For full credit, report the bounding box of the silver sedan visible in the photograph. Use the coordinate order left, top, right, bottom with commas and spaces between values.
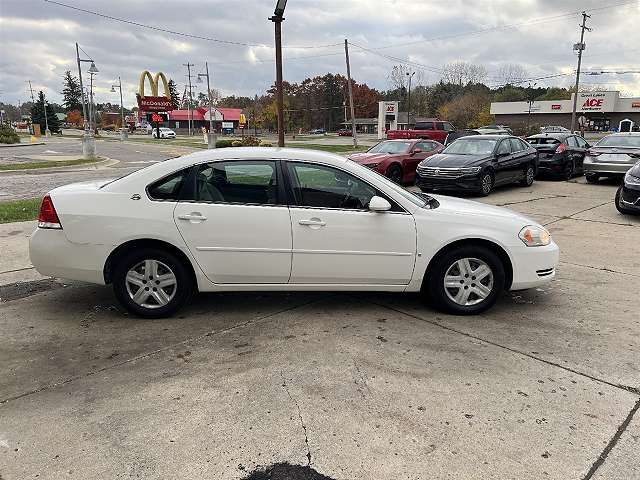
583, 132, 640, 183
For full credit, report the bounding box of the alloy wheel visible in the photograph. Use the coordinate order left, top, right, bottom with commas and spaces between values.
125, 259, 177, 309
443, 257, 494, 306
526, 166, 535, 185
481, 174, 493, 195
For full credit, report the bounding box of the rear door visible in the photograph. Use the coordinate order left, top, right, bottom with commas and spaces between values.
285, 161, 416, 285
173, 160, 292, 284
573, 136, 589, 170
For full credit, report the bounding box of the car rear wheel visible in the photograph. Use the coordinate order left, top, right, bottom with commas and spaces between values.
585, 173, 599, 184
479, 171, 494, 196
113, 248, 193, 318
563, 161, 575, 181
519, 164, 535, 186
424, 246, 505, 315
386, 164, 403, 184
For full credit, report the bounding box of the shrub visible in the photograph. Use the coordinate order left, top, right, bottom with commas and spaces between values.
231, 140, 243, 147
215, 139, 234, 148
241, 136, 261, 146
259, 141, 273, 147
0, 124, 20, 144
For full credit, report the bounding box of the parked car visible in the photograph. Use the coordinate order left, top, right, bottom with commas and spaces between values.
310, 128, 326, 135
347, 139, 444, 184
415, 135, 538, 196
480, 124, 513, 134
615, 160, 640, 215
30, 147, 558, 318
540, 125, 571, 134
583, 133, 640, 183
152, 127, 176, 139
444, 129, 481, 146
337, 129, 353, 136
387, 119, 455, 143
526, 133, 590, 180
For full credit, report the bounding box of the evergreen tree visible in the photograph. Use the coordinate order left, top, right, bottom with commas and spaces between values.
62, 70, 82, 112
168, 79, 180, 109
31, 91, 61, 134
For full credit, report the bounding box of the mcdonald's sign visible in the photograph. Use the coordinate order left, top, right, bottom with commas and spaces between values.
136, 71, 174, 112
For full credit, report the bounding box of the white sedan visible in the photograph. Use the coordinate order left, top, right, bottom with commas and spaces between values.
151, 127, 176, 139
30, 148, 559, 318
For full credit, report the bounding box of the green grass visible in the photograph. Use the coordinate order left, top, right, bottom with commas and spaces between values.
0, 158, 99, 171
287, 143, 367, 153
0, 198, 41, 224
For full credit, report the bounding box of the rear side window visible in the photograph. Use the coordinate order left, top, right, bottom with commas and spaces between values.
509, 138, 523, 152
415, 122, 434, 130
147, 168, 191, 201
194, 161, 279, 205
576, 137, 588, 148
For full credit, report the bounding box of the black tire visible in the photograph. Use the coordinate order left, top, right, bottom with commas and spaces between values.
478, 171, 494, 196
615, 186, 635, 215
585, 173, 599, 184
423, 245, 505, 315
386, 164, 403, 184
563, 161, 575, 181
419, 187, 432, 193
519, 164, 535, 186
112, 248, 193, 318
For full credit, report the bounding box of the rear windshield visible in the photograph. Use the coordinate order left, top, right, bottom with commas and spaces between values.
368, 141, 411, 154
443, 138, 498, 155
528, 138, 561, 145
596, 136, 640, 148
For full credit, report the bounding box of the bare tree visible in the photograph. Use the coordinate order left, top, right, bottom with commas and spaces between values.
388, 65, 411, 91
496, 64, 528, 85
441, 62, 488, 85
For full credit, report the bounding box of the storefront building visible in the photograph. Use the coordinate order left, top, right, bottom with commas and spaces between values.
490, 91, 640, 132
167, 107, 243, 134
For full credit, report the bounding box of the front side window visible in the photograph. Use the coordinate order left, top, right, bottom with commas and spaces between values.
194, 161, 278, 205
442, 122, 455, 131
497, 140, 511, 155
576, 136, 588, 148
147, 168, 190, 201
416, 141, 437, 152
567, 136, 578, 147
287, 162, 379, 210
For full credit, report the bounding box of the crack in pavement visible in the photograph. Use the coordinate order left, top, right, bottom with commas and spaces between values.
366, 299, 640, 397
542, 200, 614, 227
581, 398, 640, 480
0, 296, 329, 405
560, 261, 640, 278
494, 194, 568, 207
280, 371, 313, 466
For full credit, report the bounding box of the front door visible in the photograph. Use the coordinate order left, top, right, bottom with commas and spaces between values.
494, 139, 516, 184
285, 162, 416, 285
174, 160, 292, 284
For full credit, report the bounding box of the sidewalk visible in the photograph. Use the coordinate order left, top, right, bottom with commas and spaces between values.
0, 220, 45, 286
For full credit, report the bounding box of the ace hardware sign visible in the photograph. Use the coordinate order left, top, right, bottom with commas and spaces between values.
577, 91, 617, 112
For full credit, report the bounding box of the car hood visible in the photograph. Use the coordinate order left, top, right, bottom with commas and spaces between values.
348, 152, 401, 164
428, 193, 538, 227
421, 153, 490, 167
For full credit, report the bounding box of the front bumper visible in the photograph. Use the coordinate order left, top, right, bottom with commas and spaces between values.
620, 183, 640, 211
415, 173, 482, 192
583, 158, 634, 175
509, 241, 560, 290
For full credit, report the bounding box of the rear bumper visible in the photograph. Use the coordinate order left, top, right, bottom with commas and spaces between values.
583, 159, 633, 175
509, 241, 560, 290
29, 228, 109, 284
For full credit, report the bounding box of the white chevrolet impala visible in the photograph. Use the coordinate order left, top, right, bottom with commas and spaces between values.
30, 148, 559, 318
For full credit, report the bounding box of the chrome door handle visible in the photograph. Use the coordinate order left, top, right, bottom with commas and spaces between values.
178, 213, 207, 221
299, 219, 326, 226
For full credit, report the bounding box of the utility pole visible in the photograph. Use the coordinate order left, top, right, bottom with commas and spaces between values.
75, 43, 88, 134
406, 71, 415, 127
344, 39, 358, 148
570, 11, 591, 133
183, 62, 195, 136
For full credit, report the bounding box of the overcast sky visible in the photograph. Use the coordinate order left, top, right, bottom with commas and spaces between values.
1, 0, 639, 109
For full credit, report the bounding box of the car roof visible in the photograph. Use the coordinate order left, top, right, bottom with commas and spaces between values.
527, 133, 570, 140
458, 134, 511, 140
605, 132, 640, 136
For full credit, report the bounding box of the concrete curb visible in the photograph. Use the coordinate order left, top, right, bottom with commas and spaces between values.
0, 157, 120, 175
0, 142, 46, 147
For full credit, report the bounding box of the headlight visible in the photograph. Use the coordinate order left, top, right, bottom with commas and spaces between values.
365, 163, 380, 168
624, 171, 640, 186
460, 167, 481, 175
519, 225, 551, 247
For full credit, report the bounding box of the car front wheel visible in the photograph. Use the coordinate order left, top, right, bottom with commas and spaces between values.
113, 248, 193, 318
424, 245, 505, 315
519, 164, 535, 186
479, 171, 494, 196
386, 164, 403, 184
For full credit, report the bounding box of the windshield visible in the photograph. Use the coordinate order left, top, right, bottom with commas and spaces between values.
527, 137, 561, 145
368, 141, 412, 154
443, 138, 498, 155
596, 135, 640, 148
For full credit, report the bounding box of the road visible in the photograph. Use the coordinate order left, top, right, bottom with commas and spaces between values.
0, 175, 638, 479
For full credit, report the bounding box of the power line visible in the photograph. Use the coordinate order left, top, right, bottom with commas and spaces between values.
42, 0, 342, 49
348, 42, 444, 74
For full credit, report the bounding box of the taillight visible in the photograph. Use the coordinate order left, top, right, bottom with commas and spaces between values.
555, 143, 566, 154
38, 195, 62, 229
587, 149, 601, 157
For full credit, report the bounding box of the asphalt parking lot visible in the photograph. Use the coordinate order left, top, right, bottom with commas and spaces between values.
1, 176, 638, 479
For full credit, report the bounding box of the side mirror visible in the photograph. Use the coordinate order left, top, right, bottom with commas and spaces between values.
411, 148, 422, 155
369, 196, 392, 212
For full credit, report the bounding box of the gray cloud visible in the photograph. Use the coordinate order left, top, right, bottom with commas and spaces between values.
1, 0, 638, 108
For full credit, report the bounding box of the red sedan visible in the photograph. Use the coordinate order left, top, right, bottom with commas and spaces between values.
348, 139, 444, 184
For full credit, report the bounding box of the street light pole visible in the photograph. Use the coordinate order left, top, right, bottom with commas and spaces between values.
111, 76, 127, 140
75, 43, 98, 158
43, 97, 50, 136
183, 63, 195, 136
270, 0, 287, 147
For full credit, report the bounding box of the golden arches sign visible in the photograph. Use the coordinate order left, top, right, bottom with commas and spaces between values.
138, 71, 170, 98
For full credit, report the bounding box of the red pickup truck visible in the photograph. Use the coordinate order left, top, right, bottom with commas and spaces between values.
387, 119, 456, 144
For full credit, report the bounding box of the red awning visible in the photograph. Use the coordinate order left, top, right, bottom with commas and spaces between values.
168, 109, 205, 121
